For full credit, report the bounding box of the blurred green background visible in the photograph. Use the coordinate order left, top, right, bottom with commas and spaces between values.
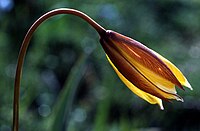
0, 0, 200, 131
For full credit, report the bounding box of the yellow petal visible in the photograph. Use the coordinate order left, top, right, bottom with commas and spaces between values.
106, 30, 183, 89
101, 40, 182, 101
119, 48, 177, 94
106, 55, 164, 110
130, 59, 176, 94
151, 49, 193, 90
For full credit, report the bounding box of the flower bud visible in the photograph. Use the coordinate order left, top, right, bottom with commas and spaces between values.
100, 30, 192, 109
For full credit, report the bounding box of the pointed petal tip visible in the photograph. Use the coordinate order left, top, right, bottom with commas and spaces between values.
176, 97, 184, 102
157, 100, 164, 110
159, 104, 164, 110
184, 80, 193, 90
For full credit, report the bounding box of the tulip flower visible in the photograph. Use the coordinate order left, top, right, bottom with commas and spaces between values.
13, 8, 192, 131
100, 30, 192, 109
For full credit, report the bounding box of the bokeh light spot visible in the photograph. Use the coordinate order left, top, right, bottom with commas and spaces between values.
38, 104, 51, 117
0, 0, 13, 11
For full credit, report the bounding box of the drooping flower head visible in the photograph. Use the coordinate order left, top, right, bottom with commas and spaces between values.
100, 30, 192, 109
13, 8, 193, 131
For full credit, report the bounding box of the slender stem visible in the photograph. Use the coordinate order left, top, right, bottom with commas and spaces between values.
13, 8, 106, 131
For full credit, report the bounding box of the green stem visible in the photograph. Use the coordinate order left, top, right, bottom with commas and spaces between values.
13, 8, 106, 131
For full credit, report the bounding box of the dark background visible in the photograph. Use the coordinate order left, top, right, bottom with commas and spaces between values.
0, 0, 200, 130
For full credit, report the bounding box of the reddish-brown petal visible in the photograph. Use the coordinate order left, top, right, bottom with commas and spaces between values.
100, 38, 183, 101
106, 55, 164, 110
102, 30, 183, 90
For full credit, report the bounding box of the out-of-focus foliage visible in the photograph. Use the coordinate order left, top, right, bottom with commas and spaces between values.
1, 0, 200, 130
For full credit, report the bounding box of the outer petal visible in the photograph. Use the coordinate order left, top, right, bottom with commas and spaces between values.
151, 50, 193, 90
118, 48, 177, 94
107, 55, 164, 110
100, 38, 183, 101
105, 30, 183, 90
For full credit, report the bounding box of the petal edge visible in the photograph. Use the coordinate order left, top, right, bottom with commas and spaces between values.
106, 55, 164, 109
151, 49, 193, 90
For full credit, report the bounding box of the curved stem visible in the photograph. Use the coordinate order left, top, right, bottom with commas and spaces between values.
13, 8, 106, 131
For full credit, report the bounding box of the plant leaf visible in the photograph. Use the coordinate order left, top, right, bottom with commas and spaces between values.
49, 53, 89, 131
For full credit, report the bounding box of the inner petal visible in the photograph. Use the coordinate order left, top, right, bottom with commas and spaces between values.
107, 55, 164, 110
119, 48, 177, 94
151, 49, 193, 90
